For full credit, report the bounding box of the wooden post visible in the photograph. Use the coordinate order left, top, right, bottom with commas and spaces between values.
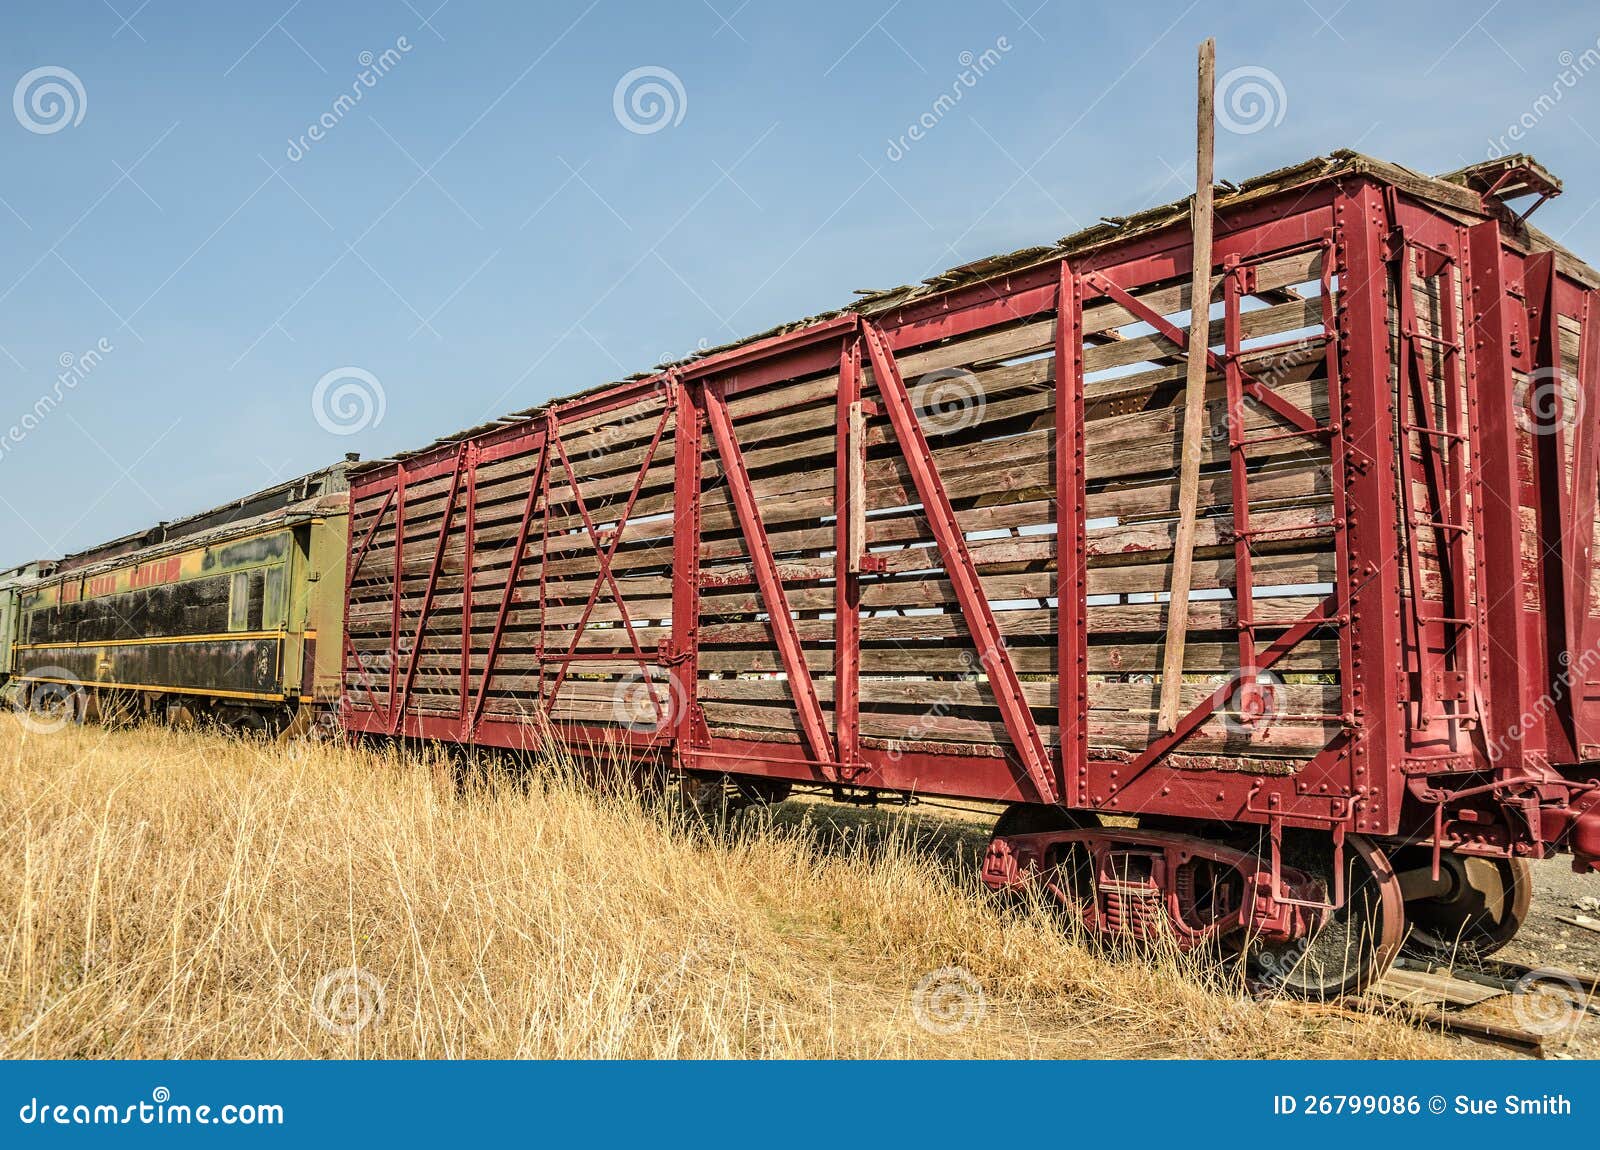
1156, 37, 1216, 733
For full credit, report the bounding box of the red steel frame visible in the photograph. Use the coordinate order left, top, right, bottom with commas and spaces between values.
340, 170, 1600, 870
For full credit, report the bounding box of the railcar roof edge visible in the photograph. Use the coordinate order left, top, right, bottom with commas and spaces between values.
49, 462, 352, 580
351, 149, 1597, 479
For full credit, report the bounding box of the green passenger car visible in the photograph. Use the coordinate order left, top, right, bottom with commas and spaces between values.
10, 465, 351, 734
0, 560, 56, 704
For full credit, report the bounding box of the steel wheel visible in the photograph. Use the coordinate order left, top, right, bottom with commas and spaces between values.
1395, 850, 1532, 961
992, 802, 1102, 838
226, 708, 273, 740
676, 771, 788, 822
990, 803, 1103, 912
1249, 834, 1405, 1000
27, 680, 83, 726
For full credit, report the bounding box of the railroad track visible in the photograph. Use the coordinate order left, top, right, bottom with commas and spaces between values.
1349, 958, 1600, 1056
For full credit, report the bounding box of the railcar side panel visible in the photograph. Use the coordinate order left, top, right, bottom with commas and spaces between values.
17, 530, 296, 700
341, 161, 1600, 871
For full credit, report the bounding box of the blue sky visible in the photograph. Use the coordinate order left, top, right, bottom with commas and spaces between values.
2, 0, 1599, 566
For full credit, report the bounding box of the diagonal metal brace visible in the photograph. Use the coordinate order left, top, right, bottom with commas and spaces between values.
468, 433, 549, 735
1123, 596, 1340, 780
1085, 271, 1321, 436
703, 382, 837, 776
391, 444, 468, 733
860, 319, 1058, 804
542, 403, 673, 720
348, 487, 395, 582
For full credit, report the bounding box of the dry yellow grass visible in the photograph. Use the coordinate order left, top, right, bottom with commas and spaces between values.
0, 715, 1455, 1059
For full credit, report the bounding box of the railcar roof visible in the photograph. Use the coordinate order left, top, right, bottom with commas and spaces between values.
51, 463, 352, 579
0, 560, 55, 591
350, 149, 1597, 477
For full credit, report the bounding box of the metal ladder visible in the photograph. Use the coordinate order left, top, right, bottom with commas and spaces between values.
1392, 233, 1481, 731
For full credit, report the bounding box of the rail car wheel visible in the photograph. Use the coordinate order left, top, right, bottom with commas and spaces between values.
1248, 834, 1404, 1000
26, 680, 83, 728
989, 803, 1103, 910
223, 707, 273, 740
992, 802, 1102, 838
677, 771, 792, 822
1392, 849, 1532, 962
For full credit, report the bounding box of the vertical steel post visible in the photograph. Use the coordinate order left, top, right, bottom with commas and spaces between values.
388, 461, 407, 726
1334, 181, 1406, 835
1466, 220, 1534, 774
671, 374, 704, 770
1535, 258, 1600, 758
1222, 263, 1259, 705
460, 441, 478, 729
834, 338, 863, 774
1054, 262, 1087, 806
1523, 251, 1574, 761
1571, 293, 1600, 756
